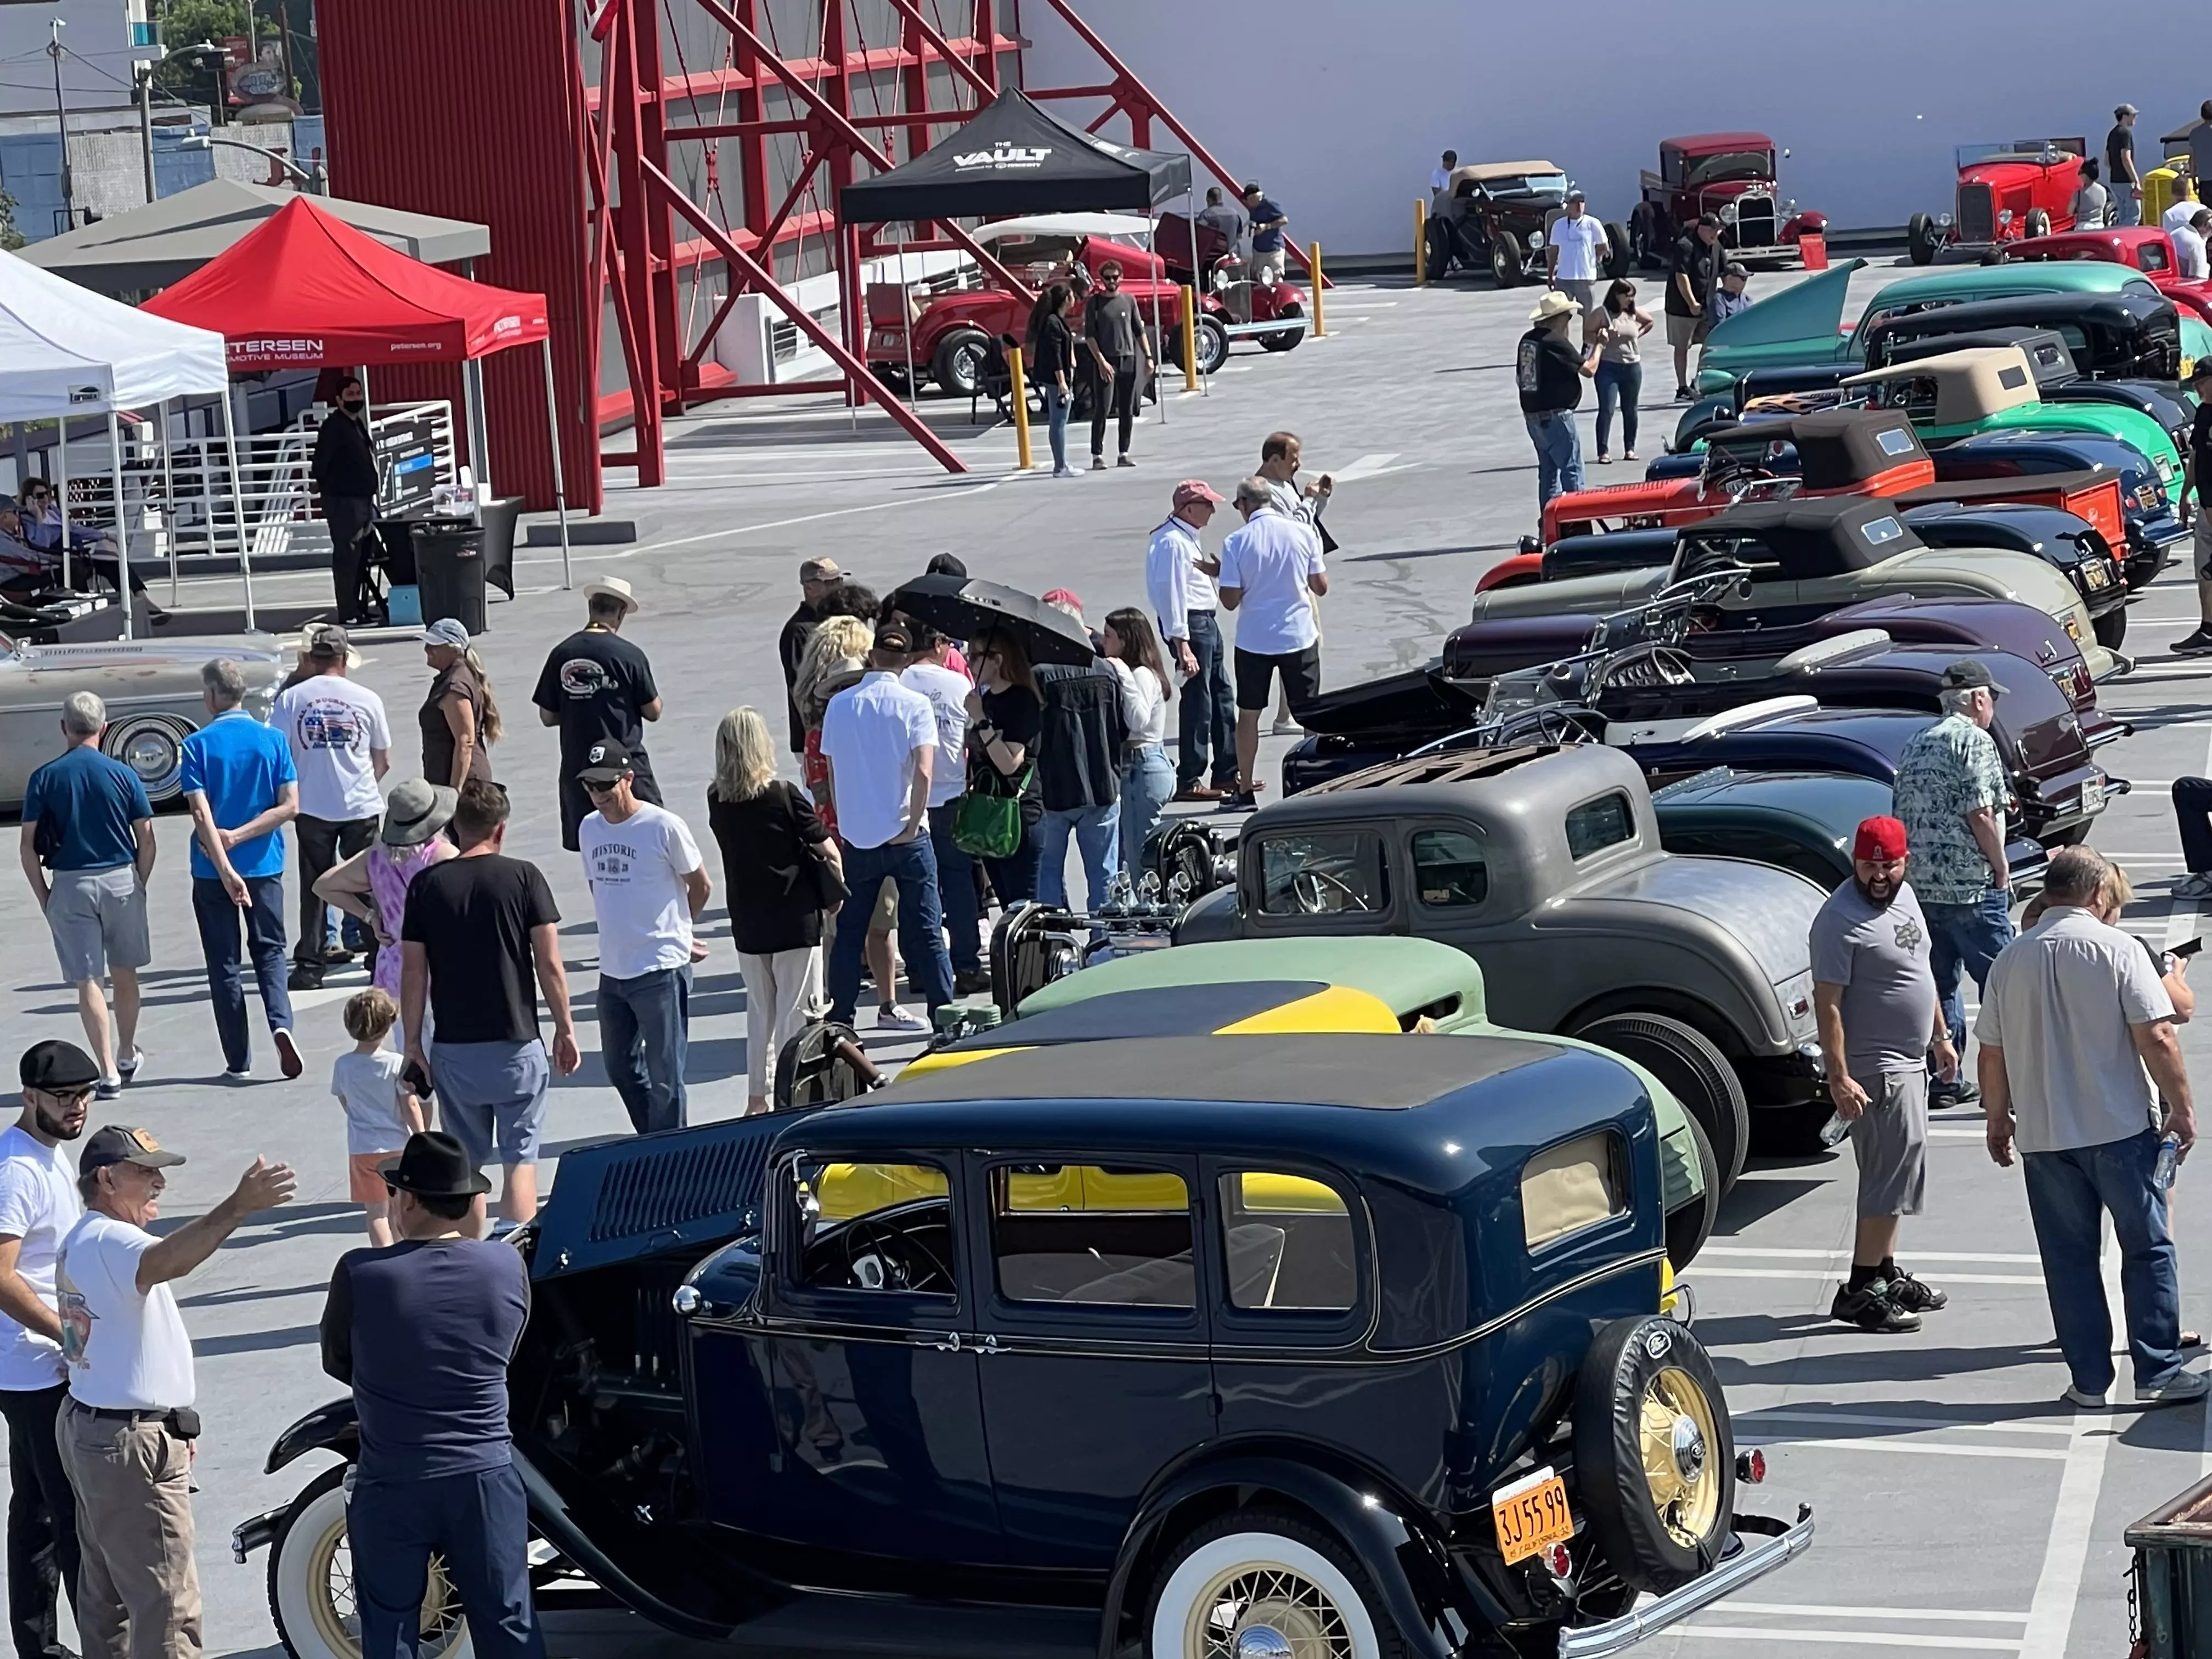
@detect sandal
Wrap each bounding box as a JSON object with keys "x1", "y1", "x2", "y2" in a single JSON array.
[
  {"x1": 1595, "y1": 453, "x2": 1612, "y2": 465},
  {"x1": 1623, "y1": 449, "x2": 1640, "y2": 461},
  {"x1": 2186, "y1": 1331, "x2": 2206, "y2": 1351}
]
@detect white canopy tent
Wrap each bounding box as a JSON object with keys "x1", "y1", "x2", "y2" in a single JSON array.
[{"x1": 0, "y1": 251, "x2": 242, "y2": 638}]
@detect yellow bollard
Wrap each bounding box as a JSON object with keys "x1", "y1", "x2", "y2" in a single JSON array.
[
  {"x1": 1180, "y1": 285, "x2": 1199, "y2": 391},
  {"x1": 1007, "y1": 345, "x2": 1033, "y2": 471},
  {"x1": 1309, "y1": 242, "x2": 1326, "y2": 336},
  {"x1": 1414, "y1": 200, "x2": 1427, "y2": 286}
]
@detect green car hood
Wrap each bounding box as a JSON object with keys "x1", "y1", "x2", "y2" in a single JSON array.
[{"x1": 1700, "y1": 257, "x2": 1865, "y2": 375}]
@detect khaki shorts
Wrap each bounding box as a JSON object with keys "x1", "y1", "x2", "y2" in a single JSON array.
[
  {"x1": 1666, "y1": 311, "x2": 1702, "y2": 351},
  {"x1": 2194, "y1": 514, "x2": 2212, "y2": 580},
  {"x1": 46, "y1": 865, "x2": 150, "y2": 984}
]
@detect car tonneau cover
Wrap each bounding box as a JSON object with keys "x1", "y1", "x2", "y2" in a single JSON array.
[
  {"x1": 1681, "y1": 495, "x2": 1924, "y2": 571},
  {"x1": 1842, "y1": 345, "x2": 2042, "y2": 424},
  {"x1": 1881, "y1": 328, "x2": 2076, "y2": 383},
  {"x1": 1700, "y1": 409, "x2": 1927, "y2": 490},
  {"x1": 1892, "y1": 467, "x2": 2119, "y2": 510},
  {"x1": 1449, "y1": 160, "x2": 1562, "y2": 187}
]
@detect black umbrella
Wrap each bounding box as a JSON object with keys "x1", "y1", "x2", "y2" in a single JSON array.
[{"x1": 889, "y1": 573, "x2": 1095, "y2": 667}]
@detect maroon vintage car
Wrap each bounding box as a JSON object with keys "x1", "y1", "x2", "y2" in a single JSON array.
[
  {"x1": 1629, "y1": 132, "x2": 1825, "y2": 268},
  {"x1": 1909, "y1": 138, "x2": 2088, "y2": 265}
]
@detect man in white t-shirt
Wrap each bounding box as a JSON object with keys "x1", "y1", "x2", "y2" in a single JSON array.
[
  {"x1": 899, "y1": 623, "x2": 988, "y2": 994},
  {"x1": 575, "y1": 739, "x2": 711, "y2": 1135},
  {"x1": 0, "y1": 1041, "x2": 94, "y2": 1659},
  {"x1": 56, "y1": 1126, "x2": 294, "y2": 1659},
  {"x1": 819, "y1": 618, "x2": 955, "y2": 1026},
  {"x1": 273, "y1": 624, "x2": 391, "y2": 992},
  {"x1": 2177, "y1": 208, "x2": 2212, "y2": 283},
  {"x1": 1546, "y1": 189, "x2": 1611, "y2": 316},
  {"x1": 1218, "y1": 476, "x2": 1328, "y2": 811}
]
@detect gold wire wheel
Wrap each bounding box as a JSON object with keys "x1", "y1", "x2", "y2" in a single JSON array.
[
  {"x1": 1638, "y1": 1364, "x2": 1723, "y2": 1549},
  {"x1": 301, "y1": 1511, "x2": 467, "y2": 1659},
  {"x1": 1188, "y1": 1563, "x2": 1357, "y2": 1659}
]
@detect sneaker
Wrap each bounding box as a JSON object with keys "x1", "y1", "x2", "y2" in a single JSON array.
[
  {"x1": 2174, "y1": 629, "x2": 2212, "y2": 656},
  {"x1": 2176, "y1": 872, "x2": 2212, "y2": 899},
  {"x1": 1173, "y1": 784, "x2": 1225, "y2": 802},
  {"x1": 1219, "y1": 791, "x2": 1259, "y2": 812},
  {"x1": 1595, "y1": 453, "x2": 1612, "y2": 465},
  {"x1": 2142, "y1": 1370, "x2": 2212, "y2": 1408},
  {"x1": 286, "y1": 964, "x2": 323, "y2": 992},
  {"x1": 321, "y1": 943, "x2": 356, "y2": 964},
  {"x1": 2061, "y1": 1386, "x2": 2108, "y2": 1409},
  {"x1": 1884, "y1": 1267, "x2": 1949, "y2": 1313},
  {"x1": 94, "y1": 1077, "x2": 120, "y2": 1101},
  {"x1": 1090, "y1": 456, "x2": 1108, "y2": 471},
  {"x1": 272, "y1": 1027, "x2": 304, "y2": 1081},
  {"x1": 1271, "y1": 717, "x2": 1304, "y2": 736},
  {"x1": 1929, "y1": 1077, "x2": 1981, "y2": 1109},
  {"x1": 1830, "y1": 1280, "x2": 1921, "y2": 1333},
  {"x1": 951, "y1": 969, "x2": 992, "y2": 997},
  {"x1": 876, "y1": 1003, "x2": 928, "y2": 1032},
  {"x1": 1116, "y1": 455, "x2": 1137, "y2": 469},
  {"x1": 116, "y1": 1047, "x2": 142, "y2": 1081},
  {"x1": 1623, "y1": 449, "x2": 1640, "y2": 461},
  {"x1": 223, "y1": 1065, "x2": 252, "y2": 1082},
  {"x1": 1674, "y1": 385, "x2": 1696, "y2": 402},
  {"x1": 1052, "y1": 465, "x2": 1078, "y2": 478}
]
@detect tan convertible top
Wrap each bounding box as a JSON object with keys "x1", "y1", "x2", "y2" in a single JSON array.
[
  {"x1": 1841, "y1": 345, "x2": 2040, "y2": 425},
  {"x1": 1449, "y1": 161, "x2": 1562, "y2": 187}
]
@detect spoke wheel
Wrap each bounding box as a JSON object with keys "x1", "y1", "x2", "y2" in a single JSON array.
[
  {"x1": 1147, "y1": 1514, "x2": 1401, "y2": 1659},
  {"x1": 1638, "y1": 1364, "x2": 1724, "y2": 1549},
  {"x1": 270, "y1": 1466, "x2": 473, "y2": 1659},
  {"x1": 1190, "y1": 1564, "x2": 1354, "y2": 1659}
]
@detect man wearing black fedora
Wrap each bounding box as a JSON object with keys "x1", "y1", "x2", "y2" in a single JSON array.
[{"x1": 321, "y1": 1132, "x2": 540, "y2": 1659}]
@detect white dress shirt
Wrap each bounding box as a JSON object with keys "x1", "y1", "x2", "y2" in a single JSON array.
[
  {"x1": 1218, "y1": 508, "x2": 1325, "y2": 656},
  {"x1": 1147, "y1": 515, "x2": 1218, "y2": 644}
]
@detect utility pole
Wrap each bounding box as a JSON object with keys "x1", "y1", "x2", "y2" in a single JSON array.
[
  {"x1": 136, "y1": 64, "x2": 154, "y2": 205},
  {"x1": 46, "y1": 18, "x2": 70, "y2": 232}
]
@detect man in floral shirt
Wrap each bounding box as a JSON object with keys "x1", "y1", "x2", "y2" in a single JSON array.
[{"x1": 1893, "y1": 661, "x2": 2016, "y2": 1108}]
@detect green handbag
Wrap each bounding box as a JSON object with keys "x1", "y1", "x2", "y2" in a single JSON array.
[{"x1": 952, "y1": 760, "x2": 1031, "y2": 859}]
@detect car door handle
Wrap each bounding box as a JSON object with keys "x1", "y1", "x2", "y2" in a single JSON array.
[
  {"x1": 934, "y1": 1333, "x2": 964, "y2": 1352},
  {"x1": 978, "y1": 1334, "x2": 1001, "y2": 1356}
]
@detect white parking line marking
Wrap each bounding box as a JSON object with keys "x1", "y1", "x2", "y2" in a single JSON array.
[
  {"x1": 511, "y1": 482, "x2": 1001, "y2": 565},
  {"x1": 1740, "y1": 1409, "x2": 2070, "y2": 1438},
  {"x1": 1702, "y1": 1248, "x2": 2040, "y2": 1263},
  {"x1": 1721, "y1": 1604, "x2": 2027, "y2": 1624},
  {"x1": 1683, "y1": 1626, "x2": 2021, "y2": 1649},
  {"x1": 2019, "y1": 1242, "x2": 2123, "y2": 1659},
  {"x1": 1694, "y1": 1268, "x2": 2042, "y2": 1284},
  {"x1": 1330, "y1": 453, "x2": 1402, "y2": 483}
]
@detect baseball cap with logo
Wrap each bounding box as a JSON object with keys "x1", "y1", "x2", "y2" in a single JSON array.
[
  {"x1": 306, "y1": 623, "x2": 349, "y2": 659},
  {"x1": 1853, "y1": 816, "x2": 1909, "y2": 862},
  {"x1": 79, "y1": 1125, "x2": 187, "y2": 1177},
  {"x1": 575, "y1": 739, "x2": 635, "y2": 786}
]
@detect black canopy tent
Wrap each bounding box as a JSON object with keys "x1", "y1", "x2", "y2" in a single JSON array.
[{"x1": 840, "y1": 88, "x2": 1200, "y2": 422}]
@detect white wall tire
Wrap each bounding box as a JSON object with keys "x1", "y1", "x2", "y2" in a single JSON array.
[
  {"x1": 268, "y1": 1469, "x2": 473, "y2": 1659},
  {"x1": 1147, "y1": 1516, "x2": 1397, "y2": 1659}
]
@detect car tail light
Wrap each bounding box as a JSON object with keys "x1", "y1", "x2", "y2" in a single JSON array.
[
  {"x1": 1737, "y1": 1449, "x2": 1767, "y2": 1485},
  {"x1": 1541, "y1": 1541, "x2": 1574, "y2": 1579}
]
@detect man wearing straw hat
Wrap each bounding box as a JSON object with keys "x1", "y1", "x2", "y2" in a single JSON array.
[
  {"x1": 531, "y1": 577, "x2": 663, "y2": 853},
  {"x1": 1516, "y1": 290, "x2": 1601, "y2": 521}
]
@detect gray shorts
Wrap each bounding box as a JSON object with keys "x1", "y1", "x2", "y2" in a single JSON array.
[
  {"x1": 1666, "y1": 311, "x2": 1701, "y2": 351},
  {"x1": 1849, "y1": 1069, "x2": 1929, "y2": 1217},
  {"x1": 430, "y1": 1038, "x2": 549, "y2": 1170},
  {"x1": 46, "y1": 866, "x2": 150, "y2": 984},
  {"x1": 2194, "y1": 514, "x2": 2212, "y2": 580}
]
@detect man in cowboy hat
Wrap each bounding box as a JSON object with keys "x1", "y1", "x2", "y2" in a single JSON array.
[
  {"x1": 273, "y1": 624, "x2": 391, "y2": 991},
  {"x1": 320, "y1": 1132, "x2": 542, "y2": 1659},
  {"x1": 1517, "y1": 290, "x2": 1601, "y2": 520},
  {"x1": 531, "y1": 576, "x2": 664, "y2": 852}
]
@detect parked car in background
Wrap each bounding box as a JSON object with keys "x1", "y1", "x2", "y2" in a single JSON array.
[
  {"x1": 1908, "y1": 138, "x2": 2089, "y2": 265},
  {"x1": 1933, "y1": 428, "x2": 2186, "y2": 589},
  {"x1": 0, "y1": 633, "x2": 285, "y2": 806},
  {"x1": 1999, "y1": 225, "x2": 2212, "y2": 325},
  {"x1": 1424, "y1": 159, "x2": 1630, "y2": 286},
  {"x1": 1629, "y1": 132, "x2": 1824, "y2": 268},
  {"x1": 1895, "y1": 500, "x2": 2128, "y2": 645},
  {"x1": 244, "y1": 1031, "x2": 1812, "y2": 1659}
]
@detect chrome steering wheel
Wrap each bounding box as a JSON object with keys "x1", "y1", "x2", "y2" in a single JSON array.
[{"x1": 1293, "y1": 868, "x2": 1361, "y2": 915}]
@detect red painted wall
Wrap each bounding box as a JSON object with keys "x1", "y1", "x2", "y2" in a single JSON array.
[{"x1": 318, "y1": 0, "x2": 601, "y2": 513}]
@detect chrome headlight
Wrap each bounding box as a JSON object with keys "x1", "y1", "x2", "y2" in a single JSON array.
[
  {"x1": 1997, "y1": 208, "x2": 2014, "y2": 228},
  {"x1": 1719, "y1": 202, "x2": 1739, "y2": 224},
  {"x1": 1526, "y1": 230, "x2": 1544, "y2": 251},
  {"x1": 1936, "y1": 212, "x2": 1954, "y2": 227}
]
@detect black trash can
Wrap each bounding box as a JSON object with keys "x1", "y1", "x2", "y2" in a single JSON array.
[{"x1": 411, "y1": 522, "x2": 488, "y2": 635}]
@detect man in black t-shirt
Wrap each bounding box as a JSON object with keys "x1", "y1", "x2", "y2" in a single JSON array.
[
  {"x1": 2108, "y1": 105, "x2": 2142, "y2": 227},
  {"x1": 1084, "y1": 262, "x2": 1153, "y2": 470},
  {"x1": 1666, "y1": 215, "x2": 1721, "y2": 398},
  {"x1": 2174, "y1": 361, "x2": 2212, "y2": 655},
  {"x1": 1517, "y1": 291, "x2": 1601, "y2": 527},
  {"x1": 399, "y1": 781, "x2": 579, "y2": 1228},
  {"x1": 777, "y1": 556, "x2": 843, "y2": 754},
  {"x1": 531, "y1": 577, "x2": 663, "y2": 851}
]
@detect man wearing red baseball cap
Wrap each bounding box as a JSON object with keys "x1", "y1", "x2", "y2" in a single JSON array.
[{"x1": 1808, "y1": 815, "x2": 1958, "y2": 1332}]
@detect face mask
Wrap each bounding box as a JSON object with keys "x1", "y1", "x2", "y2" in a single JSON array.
[{"x1": 341, "y1": 397, "x2": 364, "y2": 413}]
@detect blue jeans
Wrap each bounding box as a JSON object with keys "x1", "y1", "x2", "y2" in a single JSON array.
[
  {"x1": 597, "y1": 964, "x2": 690, "y2": 1135},
  {"x1": 928, "y1": 800, "x2": 981, "y2": 975},
  {"x1": 1119, "y1": 744, "x2": 1175, "y2": 878},
  {"x1": 2022, "y1": 1128, "x2": 2183, "y2": 1393},
  {"x1": 190, "y1": 874, "x2": 292, "y2": 1074},
  {"x1": 1177, "y1": 610, "x2": 1238, "y2": 789},
  {"x1": 351, "y1": 1464, "x2": 544, "y2": 1659},
  {"x1": 1045, "y1": 385, "x2": 1071, "y2": 471},
  {"x1": 828, "y1": 836, "x2": 954, "y2": 1023},
  {"x1": 2113, "y1": 189, "x2": 2143, "y2": 229},
  {"x1": 1526, "y1": 410, "x2": 1584, "y2": 515},
  {"x1": 1922, "y1": 887, "x2": 2016, "y2": 1056},
  {"x1": 1594, "y1": 359, "x2": 1641, "y2": 456},
  {"x1": 984, "y1": 824, "x2": 1042, "y2": 907},
  {"x1": 1038, "y1": 800, "x2": 1121, "y2": 910}
]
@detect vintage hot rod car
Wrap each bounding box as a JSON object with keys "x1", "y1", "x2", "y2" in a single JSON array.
[
  {"x1": 1933, "y1": 428, "x2": 2186, "y2": 589},
  {"x1": 240, "y1": 1033, "x2": 1811, "y2": 1659},
  {"x1": 1424, "y1": 160, "x2": 1630, "y2": 287},
  {"x1": 1628, "y1": 132, "x2": 1822, "y2": 268},
  {"x1": 1999, "y1": 225, "x2": 2212, "y2": 324},
  {"x1": 1907, "y1": 138, "x2": 2089, "y2": 265}
]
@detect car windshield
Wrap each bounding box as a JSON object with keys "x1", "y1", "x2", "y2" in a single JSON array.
[
  {"x1": 1486, "y1": 172, "x2": 1567, "y2": 199},
  {"x1": 1683, "y1": 151, "x2": 1774, "y2": 186}
]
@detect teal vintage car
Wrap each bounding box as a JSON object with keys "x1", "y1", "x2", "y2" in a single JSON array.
[
  {"x1": 1697, "y1": 257, "x2": 2212, "y2": 393},
  {"x1": 1841, "y1": 343, "x2": 2182, "y2": 485}
]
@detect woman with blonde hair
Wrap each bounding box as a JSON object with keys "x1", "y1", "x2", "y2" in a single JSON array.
[
  {"x1": 418, "y1": 618, "x2": 503, "y2": 787},
  {"x1": 708, "y1": 706, "x2": 842, "y2": 1113}
]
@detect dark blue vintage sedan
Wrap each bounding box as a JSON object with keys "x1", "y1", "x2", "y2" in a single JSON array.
[{"x1": 238, "y1": 1034, "x2": 1809, "y2": 1659}]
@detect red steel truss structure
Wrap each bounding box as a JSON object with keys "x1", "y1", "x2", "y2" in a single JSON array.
[{"x1": 320, "y1": 0, "x2": 1273, "y2": 513}]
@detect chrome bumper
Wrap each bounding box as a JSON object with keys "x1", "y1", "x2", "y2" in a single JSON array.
[
  {"x1": 1555, "y1": 1505, "x2": 1814, "y2": 1659},
  {"x1": 1219, "y1": 317, "x2": 1308, "y2": 342}
]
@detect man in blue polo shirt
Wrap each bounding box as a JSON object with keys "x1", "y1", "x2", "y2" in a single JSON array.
[
  {"x1": 180, "y1": 659, "x2": 302, "y2": 1081},
  {"x1": 1241, "y1": 182, "x2": 1289, "y2": 285}
]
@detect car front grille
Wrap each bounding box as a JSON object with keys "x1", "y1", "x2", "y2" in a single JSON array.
[
  {"x1": 1957, "y1": 183, "x2": 1994, "y2": 242},
  {"x1": 1733, "y1": 194, "x2": 1778, "y2": 246}
]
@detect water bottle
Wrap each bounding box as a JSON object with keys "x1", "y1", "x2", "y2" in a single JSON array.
[{"x1": 2156, "y1": 1133, "x2": 2182, "y2": 1193}]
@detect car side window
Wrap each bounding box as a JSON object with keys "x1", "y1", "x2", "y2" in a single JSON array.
[
  {"x1": 1218, "y1": 1172, "x2": 1356, "y2": 1312},
  {"x1": 1411, "y1": 828, "x2": 1488, "y2": 907},
  {"x1": 790, "y1": 1159, "x2": 957, "y2": 1297},
  {"x1": 991, "y1": 1165, "x2": 1194, "y2": 1308},
  {"x1": 1661, "y1": 825, "x2": 1838, "y2": 890},
  {"x1": 1565, "y1": 793, "x2": 1635, "y2": 859},
  {"x1": 2141, "y1": 242, "x2": 2170, "y2": 272},
  {"x1": 1257, "y1": 831, "x2": 1390, "y2": 916},
  {"x1": 1523, "y1": 1132, "x2": 1628, "y2": 1250}
]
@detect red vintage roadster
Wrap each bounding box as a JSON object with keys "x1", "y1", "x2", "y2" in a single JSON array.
[
  {"x1": 1999, "y1": 225, "x2": 2212, "y2": 323},
  {"x1": 1908, "y1": 139, "x2": 2089, "y2": 265}
]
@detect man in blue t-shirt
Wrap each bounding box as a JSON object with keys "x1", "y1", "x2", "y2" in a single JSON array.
[
  {"x1": 1240, "y1": 181, "x2": 1289, "y2": 284},
  {"x1": 179, "y1": 659, "x2": 300, "y2": 1081},
  {"x1": 19, "y1": 692, "x2": 155, "y2": 1096},
  {"x1": 320, "y1": 1132, "x2": 543, "y2": 1659}
]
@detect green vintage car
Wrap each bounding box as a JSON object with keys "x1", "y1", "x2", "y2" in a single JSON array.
[
  {"x1": 965, "y1": 934, "x2": 1720, "y2": 1270},
  {"x1": 1697, "y1": 257, "x2": 2212, "y2": 392},
  {"x1": 1841, "y1": 343, "x2": 2182, "y2": 484}
]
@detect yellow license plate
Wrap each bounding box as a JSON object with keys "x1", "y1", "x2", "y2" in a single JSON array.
[
  {"x1": 1491, "y1": 1468, "x2": 1574, "y2": 1565},
  {"x1": 2064, "y1": 617, "x2": 2081, "y2": 641}
]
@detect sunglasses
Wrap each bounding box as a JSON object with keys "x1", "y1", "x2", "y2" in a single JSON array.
[{"x1": 582, "y1": 776, "x2": 625, "y2": 795}]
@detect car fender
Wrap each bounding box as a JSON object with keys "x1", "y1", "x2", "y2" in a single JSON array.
[
  {"x1": 263, "y1": 1397, "x2": 358, "y2": 1474},
  {"x1": 1099, "y1": 1449, "x2": 1487, "y2": 1659}
]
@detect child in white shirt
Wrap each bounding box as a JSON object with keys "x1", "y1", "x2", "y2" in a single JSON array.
[{"x1": 330, "y1": 988, "x2": 426, "y2": 1245}]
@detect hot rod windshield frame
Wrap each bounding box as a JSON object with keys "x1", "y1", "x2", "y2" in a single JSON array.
[{"x1": 1683, "y1": 151, "x2": 1775, "y2": 187}]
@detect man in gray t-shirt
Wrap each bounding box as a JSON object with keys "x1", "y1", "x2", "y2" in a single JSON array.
[{"x1": 1809, "y1": 816, "x2": 1956, "y2": 1333}]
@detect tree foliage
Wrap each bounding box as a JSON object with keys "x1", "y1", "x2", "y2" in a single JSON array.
[{"x1": 151, "y1": 0, "x2": 251, "y2": 91}]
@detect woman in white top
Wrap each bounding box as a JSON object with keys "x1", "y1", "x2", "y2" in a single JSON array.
[
  {"x1": 1586, "y1": 278, "x2": 1655, "y2": 465},
  {"x1": 1102, "y1": 607, "x2": 1175, "y2": 882}
]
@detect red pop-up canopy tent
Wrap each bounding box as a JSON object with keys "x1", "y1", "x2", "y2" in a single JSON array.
[{"x1": 142, "y1": 195, "x2": 570, "y2": 579}]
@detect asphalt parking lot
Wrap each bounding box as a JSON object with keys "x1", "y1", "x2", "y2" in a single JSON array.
[{"x1": 7, "y1": 254, "x2": 2212, "y2": 1658}]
